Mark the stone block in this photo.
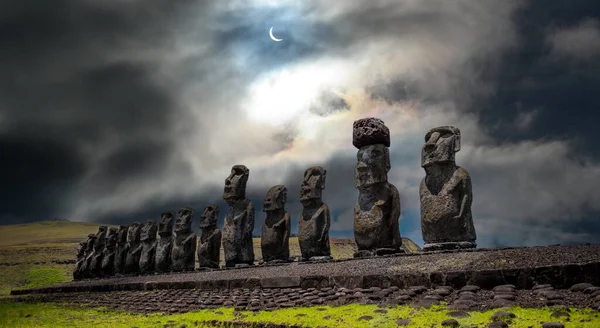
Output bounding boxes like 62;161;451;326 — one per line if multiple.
330;275;363;289
300;275;330;289
260;277;301;289
363;275;391;288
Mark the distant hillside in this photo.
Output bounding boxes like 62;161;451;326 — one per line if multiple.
0;220;115;247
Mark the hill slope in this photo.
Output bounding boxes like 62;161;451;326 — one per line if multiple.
0;220;115;247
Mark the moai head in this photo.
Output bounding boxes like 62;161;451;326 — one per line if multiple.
106;227;118;249
93;226;108;252
140;219;157;241
199;205;218;228
158;212;174;237
300;166;326;203
85;234;96;252
127;222;142;244
263;185;287;212
175;208;194;233
116;225;129;245
353;118;392;189
76;242;86;258
421;126;461;168
224;165;250;204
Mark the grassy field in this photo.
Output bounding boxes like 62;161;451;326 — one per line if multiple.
2;301;598;328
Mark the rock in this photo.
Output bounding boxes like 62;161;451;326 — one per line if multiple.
493;294;516;301
357;316;373;321
222;165;255;267
374;309;387;314
460;285;481;293
432;288;451;296
409;286;428;294
353;118;403;255
170;208;197;272
492;285;516;292
197;205;222;269
113;225;129;275
420;126;477;251
583;286;600;294
298;166;332;260
488;322;508;328
542;323;564;328
395;319;410;326
570;283;594;292
139;220;158;274
155;213;174;273
124;222;142;274
261;185;291;262
447;311;469;318
550;311;570;318
491;311;516;321
532;284;552;290
441;319;459;327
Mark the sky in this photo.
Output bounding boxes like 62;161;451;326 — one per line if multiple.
1;0;600;248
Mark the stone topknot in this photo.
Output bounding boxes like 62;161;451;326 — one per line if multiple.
352;117;390;149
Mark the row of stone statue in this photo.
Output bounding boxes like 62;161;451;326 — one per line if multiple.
74;117;477;279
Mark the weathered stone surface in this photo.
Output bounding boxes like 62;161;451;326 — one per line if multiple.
420;126;476;251
261;277;301;288
197;205;222;269
155;213;174;273
73;241;88;280
124;222;142;274
100;227;118;277
113;225;129;275
298;166;331;260
139;219;158;274
352;117;390;148
88;226;107;278
171;208;197;272
353;118;402;255
261;185;291;263
222;165;255;267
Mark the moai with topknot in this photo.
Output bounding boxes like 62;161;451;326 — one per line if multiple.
197;205;222;269
420;126;476;251
352;118;403;257
260;185;291;263
170;208;197;272
222;165;255;267
298;166;332;261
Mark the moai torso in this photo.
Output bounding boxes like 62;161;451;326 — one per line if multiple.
197;205;222;269
89;226;107;278
124;222;142;274
73;241;87;280
222;165;255;267
420;126;476;250
113;225;129;275
170;208;197;272
260;185;291;263
352;118;402;256
298;166;331;260
139;219;158;274
155;213;174;273
100;227;118;277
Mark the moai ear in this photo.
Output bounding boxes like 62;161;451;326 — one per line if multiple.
453;129;461;153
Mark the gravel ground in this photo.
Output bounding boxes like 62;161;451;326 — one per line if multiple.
56;244;600;288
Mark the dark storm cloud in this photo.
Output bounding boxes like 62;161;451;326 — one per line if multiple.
309;90;350;117
0;0;201;224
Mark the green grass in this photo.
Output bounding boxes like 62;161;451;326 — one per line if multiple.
0;221;114;247
1;301;598;328
0;264;71;296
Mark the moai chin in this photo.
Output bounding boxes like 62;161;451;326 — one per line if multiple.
170;208;197;272
88;226;107;278
139;219;158;274
100;227;118;277
79;234;96;279
420;126;476;251
73;240;88;280
124;222;142;274
222;165;255;267
155;212;174;273
298;166;332;261
260;185;291;263
197;205;222;269
113;225;129;275
352;118;403;257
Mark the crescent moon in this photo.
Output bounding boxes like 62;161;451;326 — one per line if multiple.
269;27;283;42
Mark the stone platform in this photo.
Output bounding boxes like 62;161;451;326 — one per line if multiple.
10;244;600;296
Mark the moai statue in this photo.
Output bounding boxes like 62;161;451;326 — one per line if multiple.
197;205;222;269
79;234;96;279
100;227;118;277
155;212;174;273
73;241;87;280
139;219;158;274
124;222;142;274
420;126;476;251
113;225;129;275
352;118;403;257
260;185;291;263
88;226;108;277
222;165;255;267
170;208;197;272
298;166;332;261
